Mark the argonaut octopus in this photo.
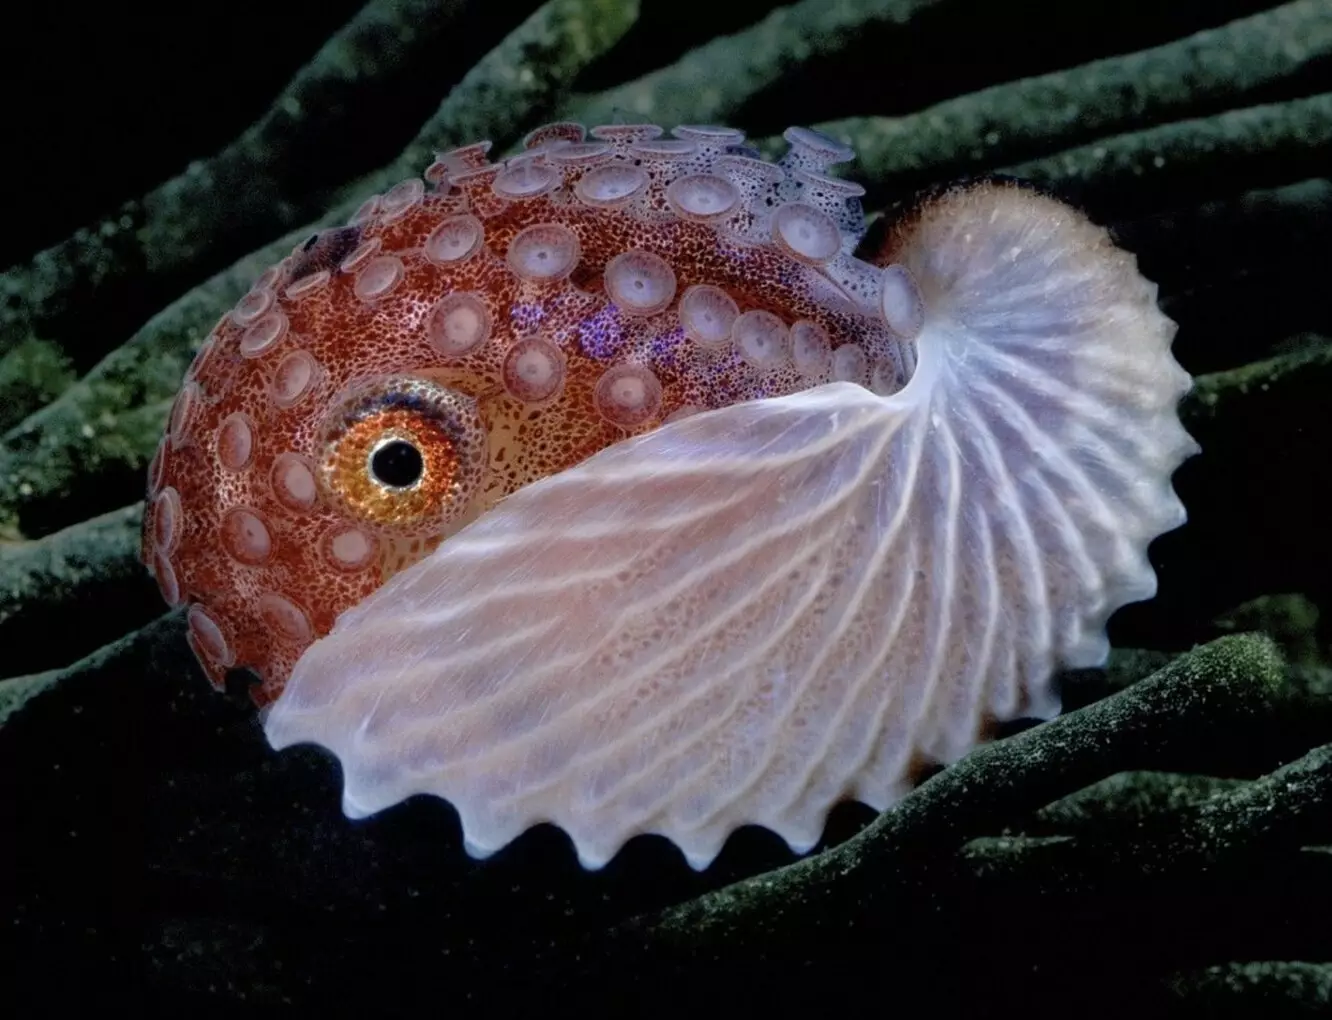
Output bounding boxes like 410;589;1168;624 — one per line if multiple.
141;121;1196;869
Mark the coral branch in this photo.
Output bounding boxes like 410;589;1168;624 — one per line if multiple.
0;505;156;678
355;0;641;191
0;610;184;726
561;0;942;129
1028;770;1248;833
806;1;1332;197
961;742;1332;888
0;338;74;433
999;92;1332;217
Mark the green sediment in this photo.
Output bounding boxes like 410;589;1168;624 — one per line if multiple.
0;338;74;433
0;504;144;628
0;667;60;727
950;741;1332;898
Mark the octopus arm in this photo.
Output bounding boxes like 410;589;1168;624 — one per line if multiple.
264;182;1196;870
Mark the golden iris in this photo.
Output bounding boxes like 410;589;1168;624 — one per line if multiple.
316;376;486;536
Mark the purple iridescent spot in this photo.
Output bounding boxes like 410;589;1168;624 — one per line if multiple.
649;324;687;370
578;305;626;359
510;302;545;334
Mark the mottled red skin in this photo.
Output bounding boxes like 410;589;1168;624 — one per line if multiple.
141;123;910;705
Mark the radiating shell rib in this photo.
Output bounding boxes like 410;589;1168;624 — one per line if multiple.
264;180;1195;872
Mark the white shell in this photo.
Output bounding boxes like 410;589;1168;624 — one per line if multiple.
266;169;1195;873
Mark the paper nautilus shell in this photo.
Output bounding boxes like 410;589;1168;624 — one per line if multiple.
141;120;1196;869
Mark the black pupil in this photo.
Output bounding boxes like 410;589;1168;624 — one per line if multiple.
371;440;424;488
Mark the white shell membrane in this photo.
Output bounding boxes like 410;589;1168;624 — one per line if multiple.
265;183;1196;871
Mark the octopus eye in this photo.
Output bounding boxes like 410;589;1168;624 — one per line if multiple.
315;375;487;537
369;439;425;488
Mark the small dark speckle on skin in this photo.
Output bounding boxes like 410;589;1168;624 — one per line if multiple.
289;225;363;282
